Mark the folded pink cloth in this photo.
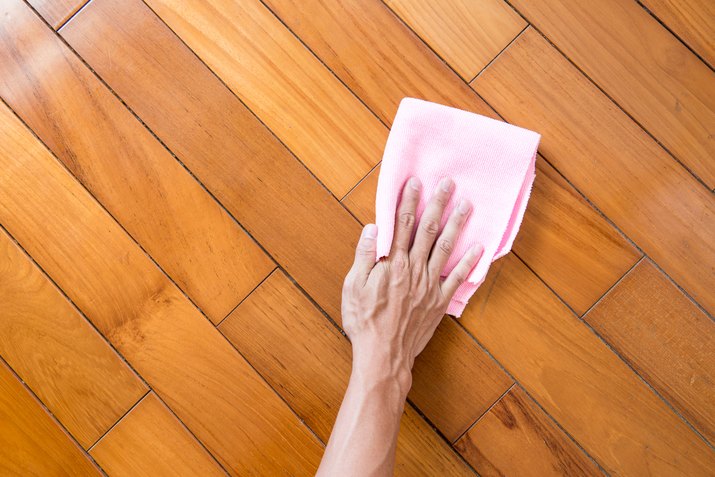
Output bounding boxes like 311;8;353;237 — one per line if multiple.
375;98;541;317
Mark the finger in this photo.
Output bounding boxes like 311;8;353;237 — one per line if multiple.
428;198;472;277
441;244;484;298
392;177;421;253
410;177;454;261
351;223;378;284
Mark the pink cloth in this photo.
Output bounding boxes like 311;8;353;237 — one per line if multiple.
375;98;541;317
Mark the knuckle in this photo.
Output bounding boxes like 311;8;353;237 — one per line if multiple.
421;219;440;235
438;238;453;255
391;251;409;270
399;212;415;229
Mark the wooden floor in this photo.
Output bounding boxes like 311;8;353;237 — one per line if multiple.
0;0;713;475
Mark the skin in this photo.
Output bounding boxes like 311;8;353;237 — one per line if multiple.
317;176;484;476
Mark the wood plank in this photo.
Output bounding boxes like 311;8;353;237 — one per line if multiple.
26;0;85;28
384;0;525;80
455;387;601;476
218;270;486;474
584;260;715;444
261;0;496;125
136;0;385;197
0;228;147;449
0;0;273;324
91;393;226;476
507;0;715;188
473;28;715;315
460;253;715;475
60;0;359;321
640;0;715;67
0;360;101;475
0;99;322;475
342;159;642;314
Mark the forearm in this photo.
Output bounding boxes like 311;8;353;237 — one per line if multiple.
316;350;411;477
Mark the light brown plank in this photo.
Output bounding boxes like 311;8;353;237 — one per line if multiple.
137;0;385;197
585;260;715;444
218;270;482;474
507;0;715;188
640;0;715;67
342;159;642;314
26;0;85;28
262;0;495;125
473;28;715;315
455;387;601;476
61;0;359;321
0;0;273;324
0;228;147;449
0;97;322;475
460;253;715;475
0;360;101;475
91;393;225;476
384;0;525;80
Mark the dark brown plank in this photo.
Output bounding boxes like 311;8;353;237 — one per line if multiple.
585;260;715;444
455;387;601;476
473;28;715;315
0;360;101;475
460;253;715;475
0;92;322;475
0;0;274;324
0;228;147;449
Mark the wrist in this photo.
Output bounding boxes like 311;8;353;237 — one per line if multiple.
351;345;413;399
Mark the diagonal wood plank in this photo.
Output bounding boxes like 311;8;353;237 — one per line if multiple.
60;0;358;321
0;360;101;475
454;386;601;476
460;253;715;475
639;0;715;67
0;0;274;324
0;228;147;449
0;100;322;475
472;28;715;315
219;269;511;449
343;159;642;315
256;0;641;315
59;0;513;442
26;0;86;29
507;0;715;188
384;0;526;80
135;0;386;197
90;393;226;476
584;260;715;444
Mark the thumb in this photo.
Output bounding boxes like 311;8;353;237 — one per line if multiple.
351;224;378;284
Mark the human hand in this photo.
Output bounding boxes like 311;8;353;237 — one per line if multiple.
341;176;484;394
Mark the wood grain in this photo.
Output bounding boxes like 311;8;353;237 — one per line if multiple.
455;387;601;476
460;253;715;475
0;228;147;449
507;0;715;188
342;159;642;314
384;0;525;79
0;99;322;475
262;0;496;124
61;0;360;321
473;28;715;315
0;360;100;475
639;0;715;67
585;260;715;444
26;0;85;28
0;0;273;324
221;271;478;476
138;0;385;197
219;269;510;449
91;393;226;476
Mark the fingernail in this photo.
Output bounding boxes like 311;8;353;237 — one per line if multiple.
457;199;471;214
362;224;377;239
408;177;421;190
440;177;454;192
